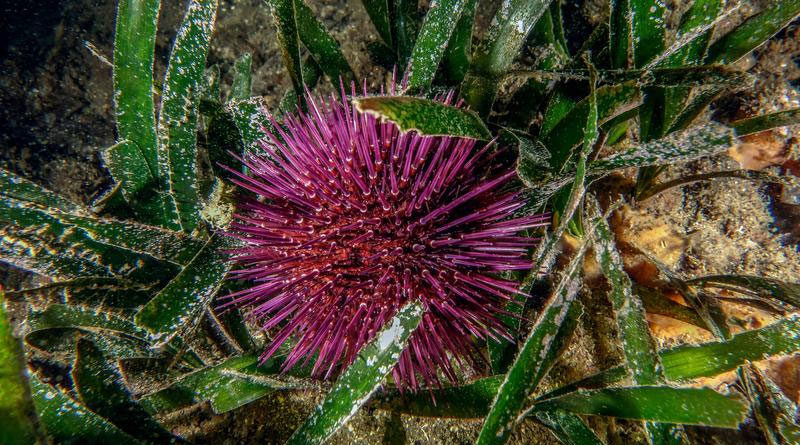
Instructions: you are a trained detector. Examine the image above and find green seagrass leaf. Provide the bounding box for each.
[662,314,800,381]
[286,301,423,445]
[31,374,143,445]
[589,121,736,173]
[134,234,232,346]
[353,96,491,139]
[0,167,80,213]
[731,108,800,137]
[228,97,275,155]
[461,0,554,114]
[294,0,355,85]
[376,316,800,419]
[158,0,218,233]
[477,245,587,445]
[588,197,682,443]
[114,0,181,230]
[535,409,606,445]
[0,197,204,266]
[405,0,469,92]
[541,81,642,170]
[140,354,307,414]
[0,198,181,285]
[359,0,392,47]
[72,339,183,444]
[705,0,800,64]
[267,0,305,104]
[375,375,502,418]
[441,0,475,85]
[0,290,44,445]
[230,53,253,102]
[528,386,747,428]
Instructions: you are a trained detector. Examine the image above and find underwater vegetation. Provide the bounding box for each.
[1,0,800,444]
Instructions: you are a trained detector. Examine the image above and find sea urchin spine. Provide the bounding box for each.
[220,80,548,390]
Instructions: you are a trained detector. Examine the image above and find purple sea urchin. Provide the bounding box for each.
[220,81,548,390]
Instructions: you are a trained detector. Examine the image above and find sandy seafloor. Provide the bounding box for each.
[1,0,799,443]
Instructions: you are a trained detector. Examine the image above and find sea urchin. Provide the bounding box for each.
[220,81,549,390]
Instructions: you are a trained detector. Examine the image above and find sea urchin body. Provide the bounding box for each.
[221,82,548,390]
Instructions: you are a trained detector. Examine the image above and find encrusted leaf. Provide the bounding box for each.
[0,225,112,280]
[103,140,164,222]
[0,290,43,444]
[230,52,253,102]
[228,97,274,155]
[158,0,218,233]
[286,302,423,445]
[705,0,800,64]
[589,121,736,173]
[353,96,491,139]
[610,0,665,68]
[740,364,800,445]
[477,248,586,445]
[731,108,800,137]
[134,234,232,346]
[541,81,642,170]
[588,197,681,443]
[0,197,180,284]
[441,0,475,84]
[528,386,747,428]
[26,304,155,360]
[72,339,182,444]
[656,0,722,67]
[406,0,468,92]
[462,0,554,114]
[267,0,305,103]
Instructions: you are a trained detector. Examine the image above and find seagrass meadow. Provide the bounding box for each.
[1,0,800,444]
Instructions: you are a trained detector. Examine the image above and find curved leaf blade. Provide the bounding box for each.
[0,197,203,266]
[663,314,800,381]
[589,121,736,173]
[267,0,305,104]
[731,108,800,137]
[141,355,306,414]
[353,96,491,139]
[589,198,681,443]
